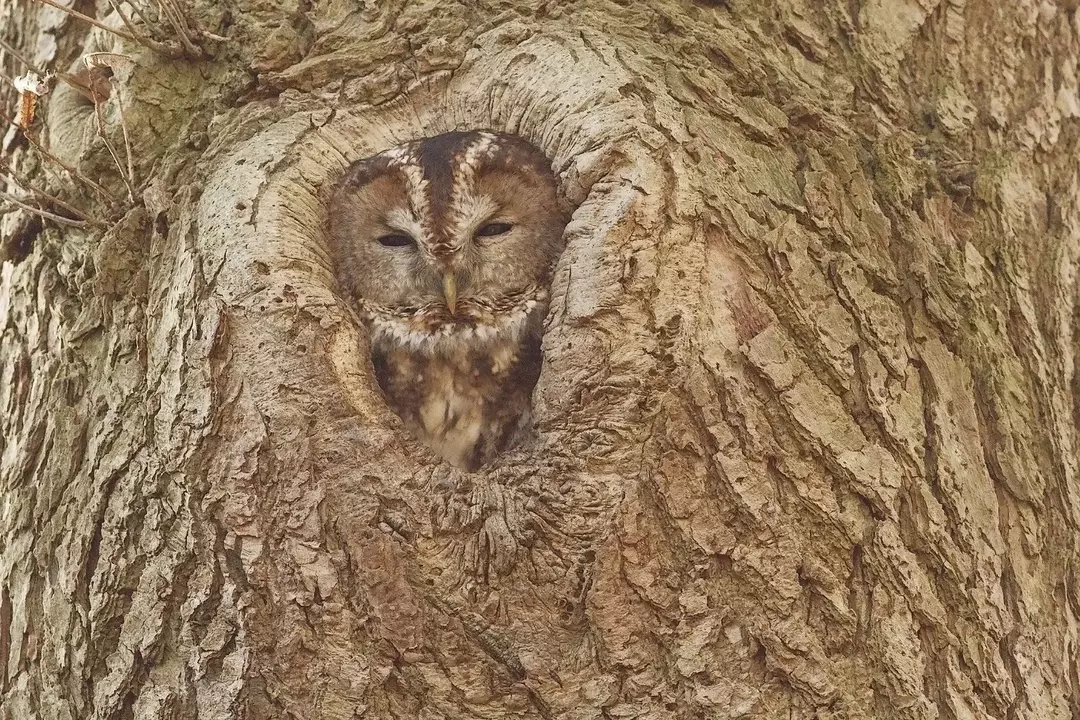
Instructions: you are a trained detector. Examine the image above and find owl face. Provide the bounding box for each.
[329,131,565,352]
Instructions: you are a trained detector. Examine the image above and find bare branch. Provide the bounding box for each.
[31,0,144,43]
[0,162,107,226]
[0,36,44,76]
[27,137,120,203]
[0,191,91,227]
[125,0,161,27]
[0,107,122,203]
[0,36,87,94]
[88,76,136,202]
[155,0,203,57]
[105,0,180,57]
[114,89,136,195]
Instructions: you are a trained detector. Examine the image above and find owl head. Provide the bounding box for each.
[328,131,566,351]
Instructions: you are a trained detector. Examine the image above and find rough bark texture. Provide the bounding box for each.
[1,0,1079,718]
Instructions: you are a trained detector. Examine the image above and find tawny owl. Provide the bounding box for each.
[328,131,567,471]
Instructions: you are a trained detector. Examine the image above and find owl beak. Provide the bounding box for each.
[442,272,458,315]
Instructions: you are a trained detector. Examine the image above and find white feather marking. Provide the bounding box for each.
[396,159,437,254]
[444,134,502,251]
[384,207,426,240]
[367,307,535,354]
[382,146,411,162]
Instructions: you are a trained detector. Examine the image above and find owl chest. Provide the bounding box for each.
[372,339,526,469]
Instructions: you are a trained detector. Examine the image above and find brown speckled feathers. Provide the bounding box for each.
[328,131,566,470]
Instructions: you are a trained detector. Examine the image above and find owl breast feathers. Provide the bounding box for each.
[328,131,567,470]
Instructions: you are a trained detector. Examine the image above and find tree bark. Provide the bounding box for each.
[1,0,1078,718]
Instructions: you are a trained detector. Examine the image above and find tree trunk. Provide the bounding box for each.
[1,0,1078,718]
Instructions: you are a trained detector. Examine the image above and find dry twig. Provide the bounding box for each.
[31,0,214,58]
[31,0,143,44]
[105,0,179,56]
[0,107,121,203]
[0,36,90,96]
[25,136,119,203]
[124,0,161,28]
[0,191,91,227]
[0,37,43,77]
[0,162,106,225]
[154,0,203,57]
[114,85,135,191]
[83,53,136,202]
[89,87,134,202]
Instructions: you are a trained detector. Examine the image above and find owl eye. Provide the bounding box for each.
[475,222,513,238]
[377,233,416,248]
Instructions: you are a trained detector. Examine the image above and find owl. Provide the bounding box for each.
[328,131,567,471]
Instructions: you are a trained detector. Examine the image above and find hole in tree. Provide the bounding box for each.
[328,130,573,470]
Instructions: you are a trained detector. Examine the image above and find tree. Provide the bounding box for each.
[1,0,1078,717]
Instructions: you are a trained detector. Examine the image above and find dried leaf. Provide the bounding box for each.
[84,52,135,72]
[67,66,114,103]
[12,71,53,128]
